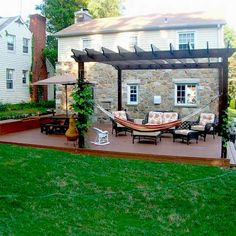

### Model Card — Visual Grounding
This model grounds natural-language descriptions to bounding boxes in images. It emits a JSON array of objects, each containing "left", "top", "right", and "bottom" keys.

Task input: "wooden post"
[
  {"left": 118, "top": 69, "right": 122, "bottom": 110},
  {"left": 78, "top": 62, "right": 84, "bottom": 82},
  {"left": 78, "top": 62, "right": 85, "bottom": 148},
  {"left": 220, "top": 57, "right": 229, "bottom": 158}
]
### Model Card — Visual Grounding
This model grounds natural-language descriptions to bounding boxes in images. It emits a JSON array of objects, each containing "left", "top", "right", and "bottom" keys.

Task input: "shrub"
[
  {"left": 0, "top": 101, "right": 55, "bottom": 112},
  {"left": 229, "top": 99, "right": 236, "bottom": 109}
]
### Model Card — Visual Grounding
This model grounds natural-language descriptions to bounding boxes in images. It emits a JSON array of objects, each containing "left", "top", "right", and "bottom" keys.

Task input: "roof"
[
  {"left": 55, "top": 12, "right": 226, "bottom": 37},
  {"left": 0, "top": 16, "right": 20, "bottom": 33}
]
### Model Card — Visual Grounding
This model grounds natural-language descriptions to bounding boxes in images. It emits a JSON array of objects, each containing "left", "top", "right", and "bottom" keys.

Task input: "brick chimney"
[
  {"left": 74, "top": 8, "right": 92, "bottom": 23},
  {"left": 29, "top": 14, "right": 48, "bottom": 101}
]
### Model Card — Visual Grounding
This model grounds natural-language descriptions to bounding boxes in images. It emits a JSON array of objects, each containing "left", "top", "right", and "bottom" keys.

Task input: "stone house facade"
[{"left": 55, "top": 11, "right": 225, "bottom": 121}]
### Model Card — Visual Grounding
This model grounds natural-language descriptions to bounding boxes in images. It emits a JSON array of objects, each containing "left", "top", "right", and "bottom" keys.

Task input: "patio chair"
[
  {"left": 91, "top": 127, "right": 109, "bottom": 145},
  {"left": 111, "top": 110, "right": 133, "bottom": 136},
  {"left": 190, "top": 113, "right": 217, "bottom": 141}
]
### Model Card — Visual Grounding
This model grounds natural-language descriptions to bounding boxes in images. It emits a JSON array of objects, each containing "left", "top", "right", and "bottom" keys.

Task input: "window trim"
[
  {"left": 177, "top": 31, "right": 196, "bottom": 50},
  {"left": 174, "top": 83, "right": 198, "bottom": 107},
  {"left": 23, "top": 38, "right": 29, "bottom": 54},
  {"left": 22, "top": 70, "right": 27, "bottom": 84},
  {"left": 82, "top": 37, "right": 92, "bottom": 51},
  {"left": 7, "top": 34, "right": 15, "bottom": 51},
  {"left": 127, "top": 84, "right": 138, "bottom": 105},
  {"left": 6, "top": 69, "right": 14, "bottom": 90}
]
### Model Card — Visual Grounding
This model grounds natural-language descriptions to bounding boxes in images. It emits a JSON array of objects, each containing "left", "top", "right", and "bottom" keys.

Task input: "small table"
[
  {"left": 173, "top": 129, "right": 198, "bottom": 145},
  {"left": 132, "top": 130, "right": 161, "bottom": 145}
]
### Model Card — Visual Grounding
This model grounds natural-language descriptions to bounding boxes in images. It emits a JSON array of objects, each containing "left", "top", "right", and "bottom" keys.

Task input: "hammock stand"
[{"left": 96, "top": 95, "right": 219, "bottom": 133}]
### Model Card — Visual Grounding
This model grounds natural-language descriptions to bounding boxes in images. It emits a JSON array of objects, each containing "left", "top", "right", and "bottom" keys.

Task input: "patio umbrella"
[{"left": 33, "top": 74, "right": 77, "bottom": 116}]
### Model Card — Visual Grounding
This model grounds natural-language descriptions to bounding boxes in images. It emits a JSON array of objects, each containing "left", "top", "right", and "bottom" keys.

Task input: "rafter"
[{"left": 71, "top": 46, "right": 236, "bottom": 70}]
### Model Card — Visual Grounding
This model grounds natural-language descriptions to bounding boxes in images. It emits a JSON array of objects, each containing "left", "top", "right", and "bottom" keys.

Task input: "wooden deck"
[{"left": 0, "top": 123, "right": 230, "bottom": 167}]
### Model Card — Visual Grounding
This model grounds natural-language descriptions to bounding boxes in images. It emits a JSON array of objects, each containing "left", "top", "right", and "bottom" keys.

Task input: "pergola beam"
[
  {"left": 103, "top": 62, "right": 222, "bottom": 70},
  {"left": 71, "top": 48, "right": 235, "bottom": 64}
]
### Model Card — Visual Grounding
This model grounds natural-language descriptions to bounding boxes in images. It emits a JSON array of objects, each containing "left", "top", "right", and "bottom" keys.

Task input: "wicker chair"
[
  {"left": 190, "top": 113, "right": 217, "bottom": 141},
  {"left": 111, "top": 110, "right": 133, "bottom": 136}
]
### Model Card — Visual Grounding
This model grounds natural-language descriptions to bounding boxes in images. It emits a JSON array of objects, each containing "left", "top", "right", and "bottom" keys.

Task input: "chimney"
[
  {"left": 74, "top": 8, "right": 92, "bottom": 23},
  {"left": 29, "top": 14, "right": 48, "bottom": 101}
]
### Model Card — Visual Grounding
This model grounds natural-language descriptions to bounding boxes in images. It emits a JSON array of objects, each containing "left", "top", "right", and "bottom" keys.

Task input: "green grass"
[{"left": 0, "top": 144, "right": 236, "bottom": 235}]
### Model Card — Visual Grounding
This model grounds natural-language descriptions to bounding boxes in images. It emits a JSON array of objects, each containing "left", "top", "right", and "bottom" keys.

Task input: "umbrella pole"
[{"left": 65, "top": 85, "right": 68, "bottom": 117}]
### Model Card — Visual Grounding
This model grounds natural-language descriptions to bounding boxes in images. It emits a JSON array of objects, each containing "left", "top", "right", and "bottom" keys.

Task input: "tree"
[
  {"left": 224, "top": 26, "right": 236, "bottom": 99},
  {"left": 42, "top": 35, "right": 58, "bottom": 67},
  {"left": 88, "top": 0, "right": 120, "bottom": 18},
  {"left": 36, "top": 0, "right": 89, "bottom": 33}
]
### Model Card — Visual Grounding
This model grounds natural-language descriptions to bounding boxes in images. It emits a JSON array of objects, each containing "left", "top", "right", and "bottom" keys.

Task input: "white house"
[
  {"left": 0, "top": 16, "right": 32, "bottom": 104},
  {"left": 55, "top": 11, "right": 226, "bottom": 119}
]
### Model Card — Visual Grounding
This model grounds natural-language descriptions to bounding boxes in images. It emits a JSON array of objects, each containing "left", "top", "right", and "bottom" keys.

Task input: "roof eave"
[{"left": 55, "top": 22, "right": 226, "bottom": 38}]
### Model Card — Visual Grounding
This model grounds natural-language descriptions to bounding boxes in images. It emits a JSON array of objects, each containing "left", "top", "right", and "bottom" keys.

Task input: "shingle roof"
[
  {"left": 0, "top": 16, "right": 20, "bottom": 33},
  {"left": 55, "top": 12, "right": 226, "bottom": 37}
]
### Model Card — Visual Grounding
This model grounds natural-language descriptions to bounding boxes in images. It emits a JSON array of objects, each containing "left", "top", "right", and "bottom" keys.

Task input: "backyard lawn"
[{"left": 0, "top": 144, "right": 236, "bottom": 235}]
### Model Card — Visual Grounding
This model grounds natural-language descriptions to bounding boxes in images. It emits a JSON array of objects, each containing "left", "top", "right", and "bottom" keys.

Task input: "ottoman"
[
  {"left": 173, "top": 129, "right": 198, "bottom": 145},
  {"left": 132, "top": 131, "right": 161, "bottom": 145}
]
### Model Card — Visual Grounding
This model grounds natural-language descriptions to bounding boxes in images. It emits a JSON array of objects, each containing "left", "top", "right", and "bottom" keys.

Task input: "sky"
[{"left": 0, "top": 0, "right": 235, "bottom": 30}]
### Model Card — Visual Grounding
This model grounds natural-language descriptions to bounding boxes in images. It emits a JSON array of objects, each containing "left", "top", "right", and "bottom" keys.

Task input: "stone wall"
[{"left": 56, "top": 61, "right": 219, "bottom": 122}]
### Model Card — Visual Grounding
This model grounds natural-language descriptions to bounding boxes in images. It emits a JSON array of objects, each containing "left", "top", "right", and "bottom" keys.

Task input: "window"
[
  {"left": 175, "top": 84, "right": 197, "bottom": 106},
  {"left": 23, "top": 38, "right": 29, "bottom": 53},
  {"left": 129, "top": 35, "right": 138, "bottom": 51},
  {"left": 22, "top": 70, "right": 27, "bottom": 84},
  {"left": 7, "top": 34, "right": 15, "bottom": 51},
  {"left": 82, "top": 38, "right": 92, "bottom": 50},
  {"left": 127, "top": 84, "right": 138, "bottom": 105},
  {"left": 178, "top": 32, "right": 195, "bottom": 50},
  {"left": 6, "top": 69, "right": 14, "bottom": 89}
]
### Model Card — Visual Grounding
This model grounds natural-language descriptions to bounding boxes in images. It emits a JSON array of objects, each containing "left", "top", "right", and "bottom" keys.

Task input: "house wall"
[
  {"left": 0, "top": 19, "right": 32, "bottom": 104},
  {"left": 56, "top": 26, "right": 222, "bottom": 120},
  {"left": 58, "top": 26, "right": 224, "bottom": 61}
]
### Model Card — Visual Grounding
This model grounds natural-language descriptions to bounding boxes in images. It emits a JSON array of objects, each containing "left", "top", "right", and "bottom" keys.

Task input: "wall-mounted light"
[{"left": 154, "top": 95, "right": 161, "bottom": 104}]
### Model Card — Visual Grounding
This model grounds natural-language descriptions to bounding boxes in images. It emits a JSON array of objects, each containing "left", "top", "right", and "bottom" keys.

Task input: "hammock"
[{"left": 96, "top": 95, "right": 219, "bottom": 132}]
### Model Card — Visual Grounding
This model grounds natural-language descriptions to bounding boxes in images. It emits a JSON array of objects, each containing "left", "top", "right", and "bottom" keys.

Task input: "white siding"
[
  {"left": 0, "top": 20, "right": 32, "bottom": 104},
  {"left": 58, "top": 26, "right": 224, "bottom": 62}
]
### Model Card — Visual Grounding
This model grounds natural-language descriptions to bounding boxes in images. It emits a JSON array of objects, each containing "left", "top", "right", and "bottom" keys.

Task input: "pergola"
[{"left": 71, "top": 44, "right": 236, "bottom": 157}]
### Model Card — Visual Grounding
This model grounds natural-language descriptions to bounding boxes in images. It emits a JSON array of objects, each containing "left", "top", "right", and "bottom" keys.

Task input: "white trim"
[
  {"left": 82, "top": 37, "right": 92, "bottom": 50},
  {"left": 172, "top": 78, "right": 200, "bottom": 84},
  {"left": 23, "top": 37, "right": 30, "bottom": 54},
  {"left": 6, "top": 68, "right": 14, "bottom": 90},
  {"left": 127, "top": 84, "right": 138, "bottom": 105},
  {"left": 174, "top": 83, "right": 198, "bottom": 107},
  {"left": 177, "top": 30, "right": 196, "bottom": 50},
  {"left": 7, "top": 34, "right": 16, "bottom": 52}
]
